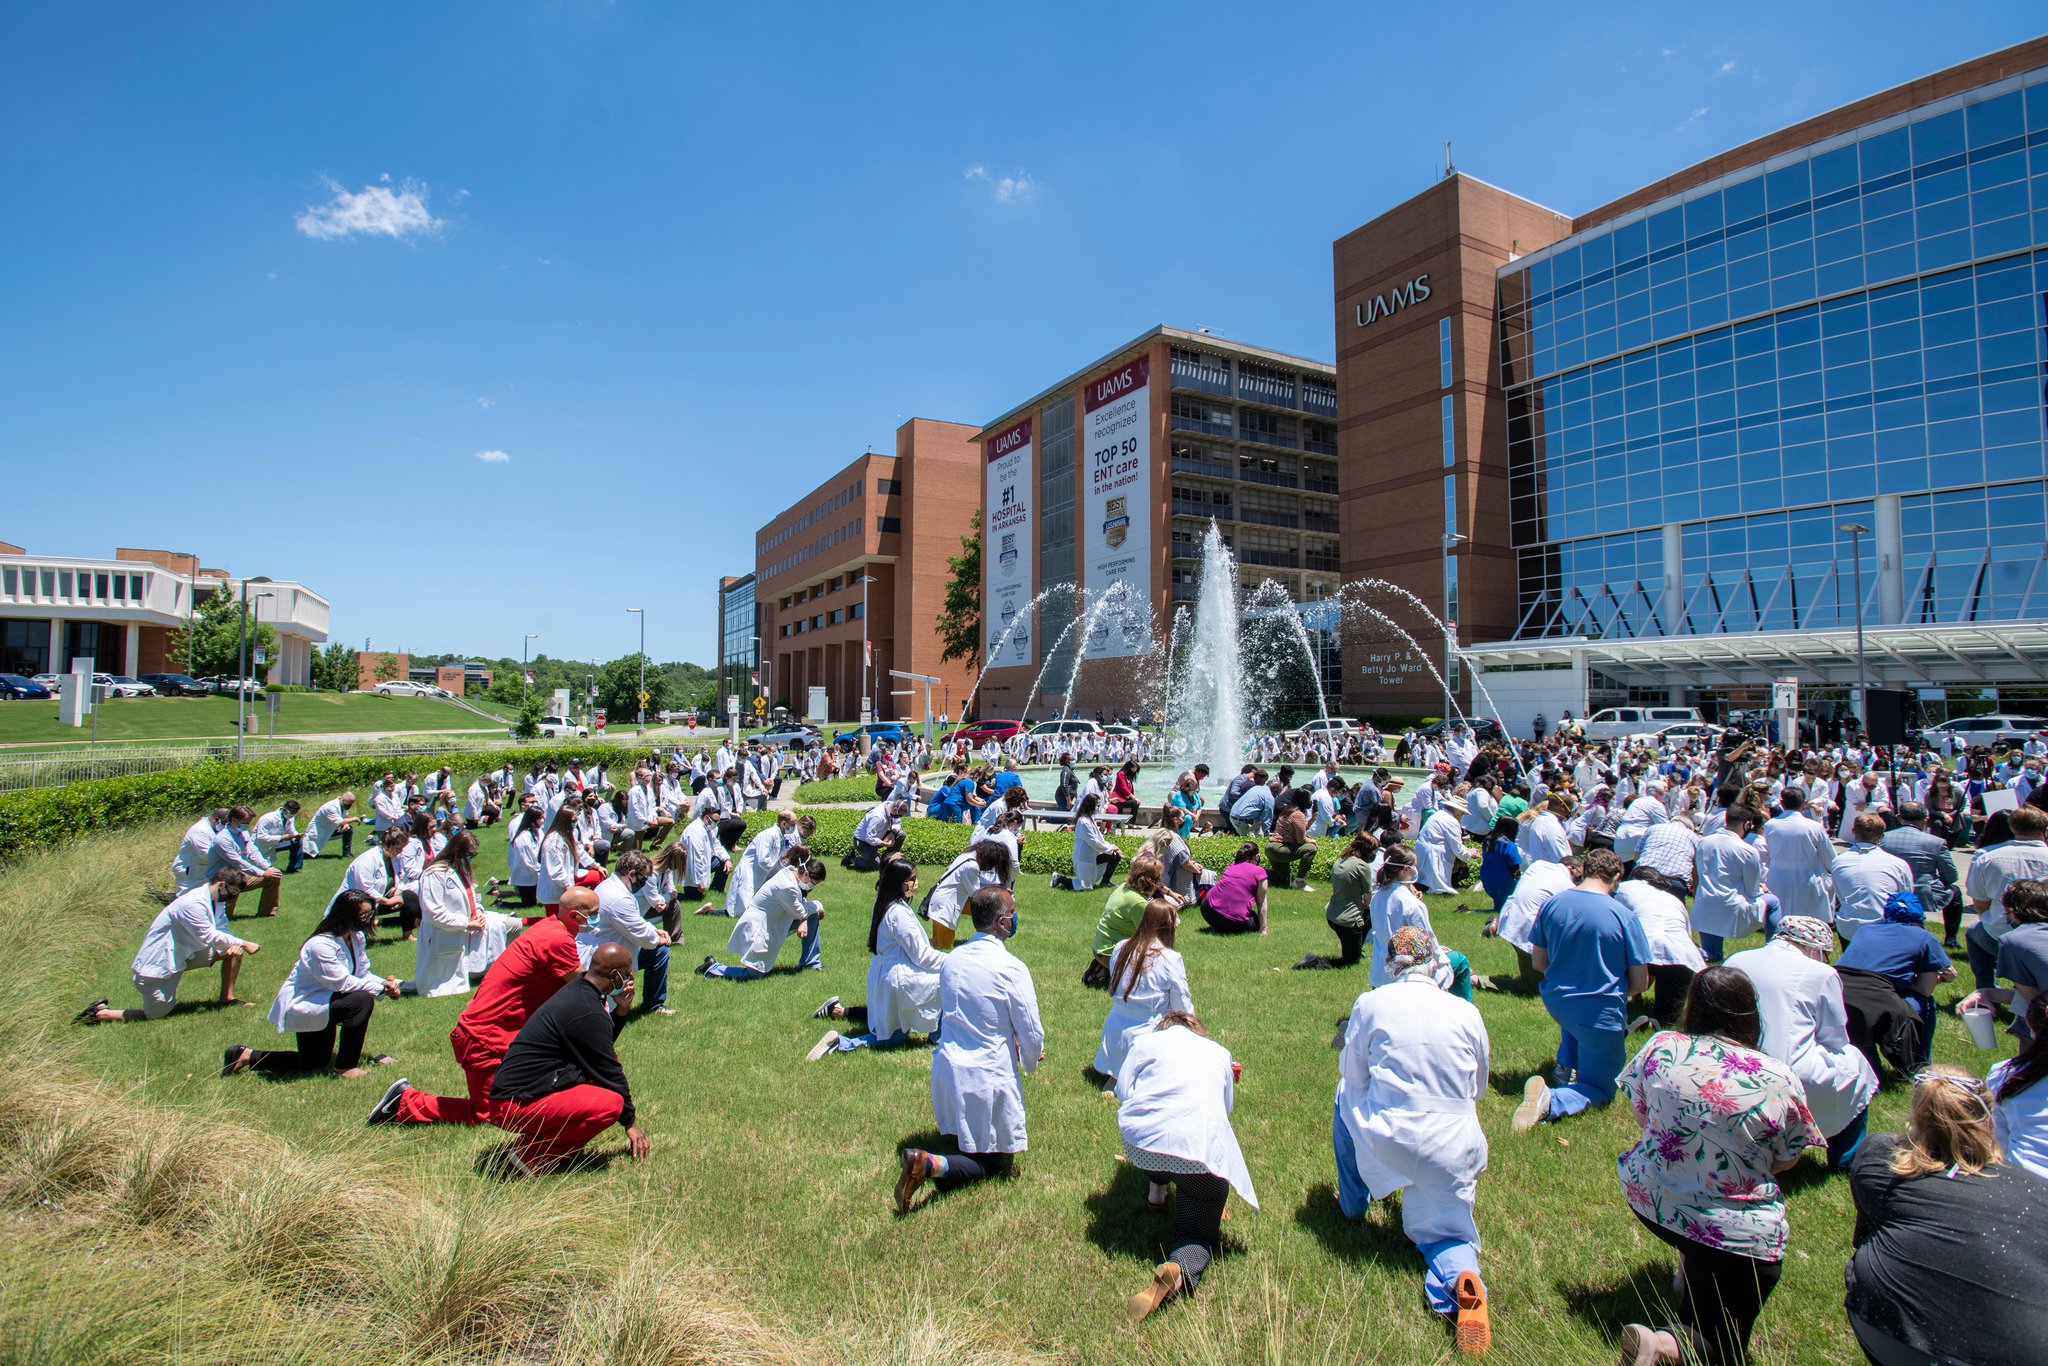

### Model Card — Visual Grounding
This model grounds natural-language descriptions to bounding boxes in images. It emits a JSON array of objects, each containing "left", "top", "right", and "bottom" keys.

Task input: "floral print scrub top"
[{"left": 1616, "top": 1030, "right": 1823, "bottom": 1261}]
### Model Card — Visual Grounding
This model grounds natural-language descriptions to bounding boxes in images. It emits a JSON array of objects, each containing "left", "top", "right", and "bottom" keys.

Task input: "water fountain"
[{"left": 1162, "top": 522, "right": 1245, "bottom": 780}]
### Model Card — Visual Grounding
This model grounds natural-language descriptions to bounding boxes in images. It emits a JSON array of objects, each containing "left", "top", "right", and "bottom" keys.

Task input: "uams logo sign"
[{"left": 1354, "top": 273, "right": 1431, "bottom": 328}]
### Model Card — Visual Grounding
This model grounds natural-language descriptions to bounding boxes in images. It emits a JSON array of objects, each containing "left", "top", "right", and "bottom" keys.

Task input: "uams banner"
[{"left": 984, "top": 417, "right": 1035, "bottom": 667}]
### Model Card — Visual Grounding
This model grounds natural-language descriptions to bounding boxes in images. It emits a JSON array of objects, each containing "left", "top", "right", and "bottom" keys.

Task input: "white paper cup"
[{"left": 1962, "top": 1006, "right": 1998, "bottom": 1050}]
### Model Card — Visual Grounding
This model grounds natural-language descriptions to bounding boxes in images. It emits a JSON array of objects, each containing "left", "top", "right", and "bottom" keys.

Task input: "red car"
[{"left": 944, "top": 719, "right": 1026, "bottom": 746}]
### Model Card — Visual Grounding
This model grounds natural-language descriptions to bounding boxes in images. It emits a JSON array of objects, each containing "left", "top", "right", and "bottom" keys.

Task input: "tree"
[
  {"left": 513, "top": 694, "right": 543, "bottom": 740},
  {"left": 372, "top": 653, "right": 401, "bottom": 684},
  {"left": 312, "top": 641, "right": 356, "bottom": 691},
  {"left": 595, "top": 653, "right": 669, "bottom": 721},
  {"left": 935, "top": 509, "right": 981, "bottom": 664},
  {"left": 168, "top": 590, "right": 278, "bottom": 681}
]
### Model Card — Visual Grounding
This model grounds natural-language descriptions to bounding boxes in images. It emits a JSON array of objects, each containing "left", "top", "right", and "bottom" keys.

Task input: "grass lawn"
[
  {"left": 46, "top": 805, "right": 2010, "bottom": 1365},
  {"left": 0, "top": 692, "right": 501, "bottom": 746}
]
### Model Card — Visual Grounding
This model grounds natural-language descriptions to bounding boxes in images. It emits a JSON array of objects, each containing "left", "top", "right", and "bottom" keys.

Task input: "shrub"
[
  {"left": 0, "top": 741, "right": 644, "bottom": 858},
  {"left": 793, "top": 774, "right": 888, "bottom": 804}
]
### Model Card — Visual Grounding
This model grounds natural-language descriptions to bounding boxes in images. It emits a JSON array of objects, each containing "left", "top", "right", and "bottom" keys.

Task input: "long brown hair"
[
  {"left": 426, "top": 829, "right": 478, "bottom": 885},
  {"left": 1110, "top": 897, "right": 1181, "bottom": 1001}
]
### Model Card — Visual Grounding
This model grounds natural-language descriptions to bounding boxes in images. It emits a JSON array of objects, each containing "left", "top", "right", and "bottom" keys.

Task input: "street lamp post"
[
  {"left": 234, "top": 576, "right": 272, "bottom": 762},
  {"left": 751, "top": 634, "right": 767, "bottom": 715},
  {"left": 522, "top": 634, "right": 539, "bottom": 706},
  {"left": 627, "top": 608, "right": 645, "bottom": 730},
  {"left": 856, "top": 574, "right": 877, "bottom": 723},
  {"left": 1839, "top": 521, "right": 1871, "bottom": 739}
]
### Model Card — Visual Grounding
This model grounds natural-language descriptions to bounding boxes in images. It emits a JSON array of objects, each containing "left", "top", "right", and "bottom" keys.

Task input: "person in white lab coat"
[
  {"left": 1724, "top": 915, "right": 1878, "bottom": 1168},
  {"left": 1486, "top": 855, "right": 1575, "bottom": 992},
  {"left": 1613, "top": 869, "right": 1706, "bottom": 1029},
  {"left": 1116, "top": 1012, "right": 1258, "bottom": 1322},
  {"left": 171, "top": 808, "right": 225, "bottom": 893},
  {"left": 499, "top": 802, "right": 544, "bottom": 910},
  {"left": 1763, "top": 788, "right": 1836, "bottom": 925},
  {"left": 251, "top": 800, "right": 304, "bottom": 874},
  {"left": 329, "top": 827, "right": 421, "bottom": 932},
  {"left": 1831, "top": 812, "right": 1913, "bottom": 942},
  {"left": 77, "top": 869, "right": 262, "bottom": 1023},
  {"left": 1613, "top": 782, "right": 1671, "bottom": 866},
  {"left": 1691, "top": 804, "right": 1771, "bottom": 962},
  {"left": 895, "top": 887, "right": 1042, "bottom": 1211},
  {"left": 223, "top": 890, "right": 400, "bottom": 1078},
  {"left": 810, "top": 857, "right": 948, "bottom": 1057},
  {"left": 1367, "top": 846, "right": 1436, "bottom": 990},
  {"left": 1413, "top": 797, "right": 1469, "bottom": 895},
  {"left": 1517, "top": 792, "right": 1575, "bottom": 867},
  {"left": 927, "top": 842, "right": 1013, "bottom": 951},
  {"left": 369, "top": 777, "right": 405, "bottom": 835},
  {"left": 678, "top": 808, "right": 733, "bottom": 912},
  {"left": 729, "top": 812, "right": 814, "bottom": 921},
  {"left": 537, "top": 800, "right": 597, "bottom": 911},
  {"left": 578, "top": 852, "right": 672, "bottom": 1014},
  {"left": 298, "top": 792, "right": 359, "bottom": 862},
  {"left": 700, "top": 856, "right": 826, "bottom": 979},
  {"left": 464, "top": 774, "right": 500, "bottom": 827},
  {"left": 1094, "top": 899, "right": 1195, "bottom": 1081},
  {"left": 411, "top": 831, "right": 520, "bottom": 1000},
  {"left": 1332, "top": 925, "right": 1492, "bottom": 1354}
]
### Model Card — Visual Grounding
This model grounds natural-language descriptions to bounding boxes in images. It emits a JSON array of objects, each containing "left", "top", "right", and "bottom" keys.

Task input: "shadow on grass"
[
  {"left": 1488, "top": 1065, "right": 1550, "bottom": 1098},
  {"left": 1292, "top": 1181, "right": 1426, "bottom": 1280},
  {"left": 1085, "top": 1164, "right": 1251, "bottom": 1266},
  {"left": 1557, "top": 1259, "right": 1677, "bottom": 1340},
  {"left": 1776, "top": 1150, "right": 1844, "bottom": 1195},
  {"left": 470, "top": 1140, "right": 629, "bottom": 1180}
]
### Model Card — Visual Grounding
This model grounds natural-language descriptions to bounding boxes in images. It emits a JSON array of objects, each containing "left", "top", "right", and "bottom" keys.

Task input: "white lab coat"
[
  {"left": 330, "top": 849, "right": 395, "bottom": 918},
  {"left": 724, "top": 866, "right": 819, "bottom": 971},
  {"left": 1613, "top": 794, "right": 1669, "bottom": 862},
  {"left": 931, "top": 934, "right": 1043, "bottom": 1154},
  {"left": 1837, "top": 780, "right": 1890, "bottom": 842},
  {"left": 1763, "top": 812, "right": 1836, "bottom": 923},
  {"left": 1692, "top": 830, "right": 1766, "bottom": 940},
  {"left": 867, "top": 899, "right": 946, "bottom": 1038},
  {"left": 300, "top": 799, "right": 351, "bottom": 858},
  {"left": 269, "top": 930, "right": 381, "bottom": 1033},
  {"left": 580, "top": 873, "right": 665, "bottom": 959},
  {"left": 1071, "top": 817, "right": 1117, "bottom": 887},
  {"left": 1613, "top": 879, "right": 1706, "bottom": 970},
  {"left": 1367, "top": 883, "right": 1434, "bottom": 989},
  {"left": 1494, "top": 860, "right": 1574, "bottom": 954},
  {"left": 538, "top": 831, "right": 579, "bottom": 905},
  {"left": 1413, "top": 810, "right": 1466, "bottom": 893},
  {"left": 729, "top": 825, "right": 788, "bottom": 918},
  {"left": 1337, "top": 975, "right": 1489, "bottom": 1248},
  {"left": 1116, "top": 1025, "right": 1257, "bottom": 1208},
  {"left": 172, "top": 817, "right": 216, "bottom": 892},
  {"left": 1095, "top": 942, "right": 1194, "bottom": 1078},
  {"left": 465, "top": 781, "right": 490, "bottom": 823},
  {"left": 926, "top": 850, "right": 990, "bottom": 932},
  {"left": 626, "top": 783, "right": 658, "bottom": 832},
  {"left": 131, "top": 885, "right": 238, "bottom": 981},
  {"left": 680, "top": 818, "right": 721, "bottom": 891},
  {"left": 251, "top": 808, "right": 298, "bottom": 856},
  {"left": 1830, "top": 844, "right": 1913, "bottom": 940},
  {"left": 414, "top": 865, "right": 514, "bottom": 997},
  {"left": 1518, "top": 811, "right": 1571, "bottom": 866},
  {"left": 370, "top": 786, "right": 404, "bottom": 833},
  {"left": 1461, "top": 787, "right": 1498, "bottom": 838},
  {"left": 1723, "top": 938, "right": 1876, "bottom": 1137},
  {"left": 506, "top": 823, "right": 541, "bottom": 888}
]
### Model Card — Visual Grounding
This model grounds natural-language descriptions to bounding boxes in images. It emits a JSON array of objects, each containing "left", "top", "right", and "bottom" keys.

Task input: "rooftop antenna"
[{"left": 1442, "top": 141, "right": 1455, "bottom": 180}]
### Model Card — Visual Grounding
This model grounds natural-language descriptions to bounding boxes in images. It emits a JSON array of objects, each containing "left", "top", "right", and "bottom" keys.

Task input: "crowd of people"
[{"left": 65, "top": 712, "right": 2048, "bottom": 1363}]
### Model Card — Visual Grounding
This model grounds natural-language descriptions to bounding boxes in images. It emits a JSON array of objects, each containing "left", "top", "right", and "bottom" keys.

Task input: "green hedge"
[
  {"left": 0, "top": 742, "right": 646, "bottom": 857},
  {"left": 791, "top": 775, "right": 888, "bottom": 805},
  {"left": 761, "top": 807, "right": 1348, "bottom": 882}
]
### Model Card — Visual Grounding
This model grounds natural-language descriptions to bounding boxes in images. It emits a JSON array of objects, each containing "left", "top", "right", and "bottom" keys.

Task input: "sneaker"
[
  {"left": 813, "top": 995, "right": 842, "bottom": 1019},
  {"left": 502, "top": 1144, "right": 542, "bottom": 1178},
  {"left": 1511, "top": 1075, "right": 1551, "bottom": 1132},
  {"left": 366, "top": 1077, "right": 410, "bottom": 1126},
  {"left": 643, "top": 1005, "right": 676, "bottom": 1016},
  {"left": 1629, "top": 1014, "right": 1657, "bottom": 1033},
  {"left": 894, "top": 1148, "right": 932, "bottom": 1213},
  {"left": 697, "top": 955, "right": 715, "bottom": 976},
  {"left": 1452, "top": 1270, "right": 1490, "bottom": 1355},
  {"left": 72, "top": 997, "right": 109, "bottom": 1026},
  {"left": 1454, "top": 902, "right": 1472, "bottom": 914},
  {"left": 1126, "top": 1261, "right": 1184, "bottom": 1322},
  {"left": 1299, "top": 884, "right": 1316, "bottom": 894},
  {"left": 220, "top": 1045, "right": 249, "bottom": 1077},
  {"left": 806, "top": 1029, "right": 841, "bottom": 1062}
]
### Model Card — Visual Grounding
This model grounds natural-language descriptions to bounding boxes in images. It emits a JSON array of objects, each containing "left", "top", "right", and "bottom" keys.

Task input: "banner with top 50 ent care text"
[
  {"left": 1081, "top": 354, "right": 1152, "bottom": 660},
  {"left": 984, "top": 416, "right": 1035, "bottom": 668}
]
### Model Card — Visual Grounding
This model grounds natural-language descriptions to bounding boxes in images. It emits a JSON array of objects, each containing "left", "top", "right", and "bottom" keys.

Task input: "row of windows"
[
  {"left": 0, "top": 565, "right": 150, "bottom": 607},
  {"left": 1168, "top": 346, "right": 1338, "bottom": 415},
  {"left": 1501, "top": 78, "right": 2048, "bottom": 384},
  {"left": 758, "top": 477, "right": 865, "bottom": 554},
  {"left": 777, "top": 600, "right": 865, "bottom": 637},
  {"left": 763, "top": 516, "right": 865, "bottom": 580}
]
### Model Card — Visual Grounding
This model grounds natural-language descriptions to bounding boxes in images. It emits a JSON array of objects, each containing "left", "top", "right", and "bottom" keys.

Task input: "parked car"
[
  {"left": 1575, "top": 706, "right": 1702, "bottom": 742},
  {"left": 1026, "top": 718, "right": 1106, "bottom": 741},
  {"left": 509, "top": 714, "right": 588, "bottom": 740},
  {"left": 757, "top": 721, "right": 822, "bottom": 743},
  {"left": 1922, "top": 713, "right": 2048, "bottom": 748},
  {"left": 372, "top": 680, "right": 428, "bottom": 696},
  {"left": 1288, "top": 716, "right": 1366, "bottom": 741},
  {"left": 0, "top": 673, "right": 52, "bottom": 700},
  {"left": 1627, "top": 721, "right": 1727, "bottom": 749},
  {"left": 833, "top": 721, "right": 912, "bottom": 749},
  {"left": 30, "top": 673, "right": 64, "bottom": 692},
  {"left": 944, "top": 719, "right": 1026, "bottom": 746},
  {"left": 103, "top": 675, "right": 157, "bottom": 698},
  {"left": 1101, "top": 722, "right": 1143, "bottom": 742},
  {"left": 1417, "top": 716, "right": 1509, "bottom": 744},
  {"left": 201, "top": 676, "right": 267, "bottom": 699},
  {"left": 138, "top": 672, "right": 211, "bottom": 698}
]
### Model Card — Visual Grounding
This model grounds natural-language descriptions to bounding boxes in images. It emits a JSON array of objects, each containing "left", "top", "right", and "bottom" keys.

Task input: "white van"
[{"left": 1578, "top": 705, "right": 1702, "bottom": 742}]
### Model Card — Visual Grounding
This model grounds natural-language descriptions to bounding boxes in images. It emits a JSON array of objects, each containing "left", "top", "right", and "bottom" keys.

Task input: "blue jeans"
[
  {"left": 1700, "top": 931, "right": 1725, "bottom": 962},
  {"left": 1966, "top": 922, "right": 2001, "bottom": 994},
  {"left": 1333, "top": 1097, "right": 1371, "bottom": 1219},
  {"left": 636, "top": 943, "right": 669, "bottom": 1011},
  {"left": 1546, "top": 1016, "right": 1627, "bottom": 1118},
  {"left": 1827, "top": 1107, "right": 1868, "bottom": 1168},
  {"left": 284, "top": 841, "right": 305, "bottom": 874},
  {"left": 1701, "top": 894, "right": 1782, "bottom": 961},
  {"left": 703, "top": 914, "right": 821, "bottom": 978}
]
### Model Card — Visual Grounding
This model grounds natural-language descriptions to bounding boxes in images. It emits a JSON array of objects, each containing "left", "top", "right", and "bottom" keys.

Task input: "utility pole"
[
  {"left": 1840, "top": 521, "right": 1871, "bottom": 739},
  {"left": 857, "top": 574, "right": 877, "bottom": 723},
  {"left": 522, "top": 633, "right": 539, "bottom": 707},
  {"left": 627, "top": 607, "right": 646, "bottom": 730}
]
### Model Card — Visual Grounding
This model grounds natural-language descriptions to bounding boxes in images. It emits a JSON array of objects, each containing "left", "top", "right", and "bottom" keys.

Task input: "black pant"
[
  {"left": 247, "top": 990, "right": 375, "bottom": 1073},
  {"left": 339, "top": 828, "right": 354, "bottom": 859},
  {"left": 1649, "top": 964, "right": 1697, "bottom": 1026},
  {"left": 1093, "top": 850, "right": 1123, "bottom": 888},
  {"left": 1139, "top": 1168, "right": 1228, "bottom": 1291},
  {"left": 514, "top": 883, "right": 537, "bottom": 907},
  {"left": 1633, "top": 1209, "right": 1782, "bottom": 1366},
  {"left": 934, "top": 1148, "right": 1013, "bottom": 1191},
  {"left": 1296, "top": 922, "right": 1366, "bottom": 969},
  {"left": 1199, "top": 901, "right": 1262, "bottom": 934},
  {"left": 1940, "top": 895, "right": 1963, "bottom": 944}
]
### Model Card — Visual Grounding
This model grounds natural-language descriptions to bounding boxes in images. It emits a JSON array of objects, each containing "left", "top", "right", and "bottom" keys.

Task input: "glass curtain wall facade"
[
  {"left": 1502, "top": 73, "right": 2048, "bottom": 642},
  {"left": 719, "top": 576, "right": 756, "bottom": 709},
  {"left": 1037, "top": 397, "right": 1078, "bottom": 692}
]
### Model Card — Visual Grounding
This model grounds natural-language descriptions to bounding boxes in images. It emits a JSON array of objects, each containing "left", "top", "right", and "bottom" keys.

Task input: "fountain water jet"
[{"left": 1162, "top": 523, "right": 1246, "bottom": 777}]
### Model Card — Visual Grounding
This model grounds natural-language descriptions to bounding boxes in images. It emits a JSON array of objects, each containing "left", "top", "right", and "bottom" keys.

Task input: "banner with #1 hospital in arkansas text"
[
  {"left": 983, "top": 416, "right": 1035, "bottom": 668},
  {"left": 1080, "top": 354, "right": 1152, "bottom": 660}
]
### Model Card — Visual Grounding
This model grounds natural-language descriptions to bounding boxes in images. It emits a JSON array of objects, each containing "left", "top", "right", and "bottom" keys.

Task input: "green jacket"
[{"left": 1325, "top": 854, "right": 1371, "bottom": 933}]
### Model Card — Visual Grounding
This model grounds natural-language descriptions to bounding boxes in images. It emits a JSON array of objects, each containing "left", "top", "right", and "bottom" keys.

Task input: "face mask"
[{"left": 607, "top": 973, "right": 634, "bottom": 1007}]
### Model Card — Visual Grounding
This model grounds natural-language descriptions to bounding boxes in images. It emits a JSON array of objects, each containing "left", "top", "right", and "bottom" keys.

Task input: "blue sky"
[{"left": 2, "top": 3, "right": 2041, "bottom": 666}]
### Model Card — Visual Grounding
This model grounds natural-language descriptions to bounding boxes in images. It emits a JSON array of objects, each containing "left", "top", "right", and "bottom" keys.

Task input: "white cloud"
[
  {"left": 475, "top": 396, "right": 493, "bottom": 409},
  {"left": 964, "top": 164, "right": 1036, "bottom": 203},
  {"left": 1715, "top": 58, "right": 1739, "bottom": 78},
  {"left": 295, "top": 176, "right": 446, "bottom": 241},
  {"left": 474, "top": 448, "right": 511, "bottom": 464},
  {"left": 1679, "top": 106, "right": 1711, "bottom": 130}
]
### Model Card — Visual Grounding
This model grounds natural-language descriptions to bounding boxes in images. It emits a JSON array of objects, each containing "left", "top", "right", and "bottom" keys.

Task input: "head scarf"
[
  {"left": 1881, "top": 889, "right": 1928, "bottom": 925},
  {"left": 1386, "top": 925, "right": 1436, "bottom": 974},
  {"left": 1776, "top": 915, "right": 1834, "bottom": 954}
]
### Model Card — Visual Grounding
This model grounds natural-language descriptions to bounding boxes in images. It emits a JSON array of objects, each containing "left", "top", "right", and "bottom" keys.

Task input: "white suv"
[
  {"left": 1925, "top": 713, "right": 2048, "bottom": 747},
  {"left": 1028, "top": 719, "right": 1105, "bottom": 741},
  {"left": 512, "top": 714, "right": 589, "bottom": 740},
  {"left": 1290, "top": 717, "right": 1364, "bottom": 741},
  {"left": 1579, "top": 706, "right": 1702, "bottom": 742}
]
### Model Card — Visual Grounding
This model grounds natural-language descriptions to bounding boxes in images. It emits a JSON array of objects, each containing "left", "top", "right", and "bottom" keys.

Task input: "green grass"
[
  {"left": 0, "top": 692, "right": 503, "bottom": 746},
  {"left": 45, "top": 806, "right": 2013, "bottom": 1364}
]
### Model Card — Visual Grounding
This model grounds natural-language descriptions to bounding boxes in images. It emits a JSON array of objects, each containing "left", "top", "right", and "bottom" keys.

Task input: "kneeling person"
[
  {"left": 487, "top": 942, "right": 649, "bottom": 1175},
  {"left": 77, "top": 869, "right": 262, "bottom": 1023}
]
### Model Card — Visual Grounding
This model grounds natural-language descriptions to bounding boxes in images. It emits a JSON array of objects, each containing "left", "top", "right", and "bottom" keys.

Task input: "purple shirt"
[{"left": 1205, "top": 862, "right": 1267, "bottom": 923}]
